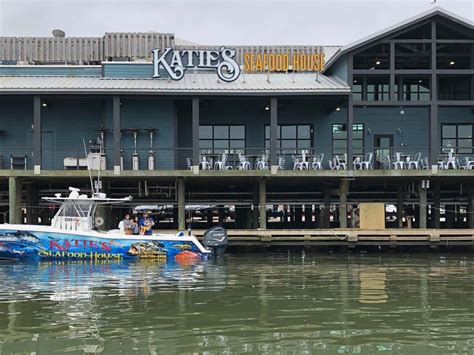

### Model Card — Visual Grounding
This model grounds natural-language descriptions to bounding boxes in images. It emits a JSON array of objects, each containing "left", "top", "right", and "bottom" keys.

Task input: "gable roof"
[{"left": 324, "top": 6, "right": 474, "bottom": 71}]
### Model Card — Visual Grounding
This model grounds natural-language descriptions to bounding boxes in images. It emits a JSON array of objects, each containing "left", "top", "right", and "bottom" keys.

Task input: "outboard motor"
[{"left": 203, "top": 226, "right": 228, "bottom": 258}]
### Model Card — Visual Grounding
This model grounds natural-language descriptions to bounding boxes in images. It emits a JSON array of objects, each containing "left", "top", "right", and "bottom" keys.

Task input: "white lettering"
[{"left": 152, "top": 47, "right": 241, "bottom": 82}]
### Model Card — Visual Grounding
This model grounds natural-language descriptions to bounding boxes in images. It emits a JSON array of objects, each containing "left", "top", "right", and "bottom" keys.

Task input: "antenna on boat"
[{"left": 83, "top": 138, "right": 95, "bottom": 195}]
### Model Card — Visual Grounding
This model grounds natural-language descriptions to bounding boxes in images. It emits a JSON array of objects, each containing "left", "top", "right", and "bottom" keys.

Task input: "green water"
[{"left": 1, "top": 253, "right": 474, "bottom": 354}]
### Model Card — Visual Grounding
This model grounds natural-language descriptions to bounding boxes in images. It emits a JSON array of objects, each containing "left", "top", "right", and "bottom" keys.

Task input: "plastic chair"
[
  {"left": 186, "top": 158, "right": 193, "bottom": 170},
  {"left": 237, "top": 153, "right": 251, "bottom": 170},
  {"left": 363, "top": 153, "right": 373, "bottom": 169},
  {"left": 256, "top": 154, "right": 269, "bottom": 170},
  {"left": 312, "top": 153, "right": 324, "bottom": 170},
  {"left": 408, "top": 153, "right": 421, "bottom": 169},
  {"left": 392, "top": 153, "right": 404, "bottom": 170},
  {"left": 292, "top": 155, "right": 302, "bottom": 170}
]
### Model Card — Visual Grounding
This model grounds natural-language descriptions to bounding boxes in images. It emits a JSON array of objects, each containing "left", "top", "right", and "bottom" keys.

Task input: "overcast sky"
[{"left": 0, "top": 0, "right": 472, "bottom": 46}]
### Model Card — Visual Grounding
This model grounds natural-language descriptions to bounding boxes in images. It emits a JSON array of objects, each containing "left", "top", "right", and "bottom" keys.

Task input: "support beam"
[
  {"left": 339, "top": 179, "right": 350, "bottom": 228},
  {"left": 433, "top": 181, "right": 441, "bottom": 229},
  {"left": 429, "top": 21, "right": 438, "bottom": 167},
  {"left": 397, "top": 185, "right": 404, "bottom": 228},
  {"left": 113, "top": 96, "right": 121, "bottom": 174},
  {"left": 323, "top": 189, "right": 331, "bottom": 229},
  {"left": 270, "top": 97, "right": 278, "bottom": 169},
  {"left": 389, "top": 42, "right": 395, "bottom": 101},
  {"left": 25, "top": 183, "right": 38, "bottom": 225},
  {"left": 347, "top": 54, "right": 354, "bottom": 168},
  {"left": 177, "top": 178, "right": 186, "bottom": 231},
  {"left": 192, "top": 97, "right": 200, "bottom": 171},
  {"left": 418, "top": 183, "right": 427, "bottom": 229},
  {"left": 33, "top": 96, "right": 41, "bottom": 174},
  {"left": 259, "top": 178, "right": 267, "bottom": 230},
  {"left": 9, "top": 177, "right": 21, "bottom": 224},
  {"left": 252, "top": 183, "right": 259, "bottom": 229},
  {"left": 468, "top": 188, "right": 474, "bottom": 229}
]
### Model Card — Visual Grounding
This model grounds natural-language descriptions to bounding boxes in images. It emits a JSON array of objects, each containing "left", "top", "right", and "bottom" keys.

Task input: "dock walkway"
[{"left": 173, "top": 229, "right": 474, "bottom": 247}]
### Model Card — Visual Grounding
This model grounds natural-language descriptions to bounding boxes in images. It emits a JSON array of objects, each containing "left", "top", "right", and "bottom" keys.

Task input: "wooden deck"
[{"left": 177, "top": 229, "right": 474, "bottom": 247}]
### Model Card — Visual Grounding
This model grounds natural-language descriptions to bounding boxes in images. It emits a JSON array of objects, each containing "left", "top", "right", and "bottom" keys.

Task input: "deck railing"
[{"left": 2, "top": 146, "right": 474, "bottom": 171}]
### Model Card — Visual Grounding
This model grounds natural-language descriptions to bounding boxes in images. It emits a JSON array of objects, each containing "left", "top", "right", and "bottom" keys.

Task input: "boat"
[{"left": 0, "top": 187, "right": 228, "bottom": 262}]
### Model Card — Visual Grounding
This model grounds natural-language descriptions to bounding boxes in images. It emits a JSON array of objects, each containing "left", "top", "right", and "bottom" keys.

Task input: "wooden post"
[
  {"left": 9, "top": 177, "right": 21, "bottom": 224},
  {"left": 177, "top": 178, "right": 186, "bottom": 231},
  {"left": 433, "top": 181, "right": 441, "bottom": 229},
  {"left": 339, "top": 179, "right": 350, "bottom": 228},
  {"left": 113, "top": 96, "right": 121, "bottom": 174},
  {"left": 469, "top": 188, "right": 474, "bottom": 229},
  {"left": 419, "top": 183, "right": 427, "bottom": 229},
  {"left": 259, "top": 178, "right": 267, "bottom": 230},
  {"left": 397, "top": 185, "right": 404, "bottom": 228}
]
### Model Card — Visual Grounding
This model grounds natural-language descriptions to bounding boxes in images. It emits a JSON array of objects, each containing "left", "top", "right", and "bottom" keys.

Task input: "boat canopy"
[{"left": 42, "top": 187, "right": 131, "bottom": 232}]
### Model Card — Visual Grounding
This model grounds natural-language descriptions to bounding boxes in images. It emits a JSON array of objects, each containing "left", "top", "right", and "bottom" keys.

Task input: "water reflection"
[
  {"left": 359, "top": 269, "right": 388, "bottom": 304},
  {"left": 0, "top": 254, "right": 474, "bottom": 353}
]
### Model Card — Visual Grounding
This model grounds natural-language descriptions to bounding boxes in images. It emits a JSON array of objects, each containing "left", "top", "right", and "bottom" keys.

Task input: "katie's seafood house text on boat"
[{"left": 0, "top": 7, "right": 473, "bottom": 234}]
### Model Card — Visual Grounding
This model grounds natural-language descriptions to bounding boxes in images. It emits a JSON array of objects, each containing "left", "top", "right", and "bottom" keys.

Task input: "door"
[{"left": 374, "top": 135, "right": 393, "bottom": 169}]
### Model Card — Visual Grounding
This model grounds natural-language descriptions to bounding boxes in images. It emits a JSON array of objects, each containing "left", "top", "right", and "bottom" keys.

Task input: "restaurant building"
[{"left": 0, "top": 7, "right": 473, "bottom": 233}]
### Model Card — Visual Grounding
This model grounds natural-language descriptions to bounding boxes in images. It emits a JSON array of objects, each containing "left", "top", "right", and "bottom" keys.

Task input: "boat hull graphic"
[{"left": 0, "top": 226, "right": 209, "bottom": 262}]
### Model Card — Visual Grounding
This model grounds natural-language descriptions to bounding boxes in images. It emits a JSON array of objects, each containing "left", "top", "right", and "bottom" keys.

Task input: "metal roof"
[
  {"left": 0, "top": 73, "right": 350, "bottom": 95},
  {"left": 325, "top": 6, "right": 474, "bottom": 71}
]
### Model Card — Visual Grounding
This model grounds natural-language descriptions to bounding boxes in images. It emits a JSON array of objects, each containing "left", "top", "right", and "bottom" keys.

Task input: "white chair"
[
  {"left": 312, "top": 153, "right": 324, "bottom": 170},
  {"left": 300, "top": 151, "right": 310, "bottom": 170},
  {"left": 199, "top": 156, "right": 211, "bottom": 170},
  {"left": 353, "top": 156, "right": 362, "bottom": 170},
  {"left": 467, "top": 157, "right": 474, "bottom": 170},
  {"left": 215, "top": 153, "right": 233, "bottom": 170},
  {"left": 277, "top": 156, "right": 285, "bottom": 170},
  {"left": 408, "top": 153, "right": 421, "bottom": 169},
  {"left": 361, "top": 153, "right": 373, "bottom": 170},
  {"left": 214, "top": 153, "right": 225, "bottom": 170},
  {"left": 186, "top": 158, "right": 193, "bottom": 170},
  {"left": 256, "top": 154, "right": 269, "bottom": 170},
  {"left": 335, "top": 155, "right": 347, "bottom": 170},
  {"left": 392, "top": 153, "right": 404, "bottom": 170},
  {"left": 292, "top": 155, "right": 302, "bottom": 170},
  {"left": 237, "top": 153, "right": 251, "bottom": 170},
  {"left": 446, "top": 152, "right": 457, "bottom": 169}
]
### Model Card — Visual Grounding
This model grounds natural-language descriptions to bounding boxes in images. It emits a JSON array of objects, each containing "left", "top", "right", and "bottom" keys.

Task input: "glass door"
[{"left": 374, "top": 135, "right": 393, "bottom": 169}]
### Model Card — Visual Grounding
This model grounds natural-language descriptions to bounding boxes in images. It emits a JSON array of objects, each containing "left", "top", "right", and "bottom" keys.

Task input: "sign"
[
  {"left": 243, "top": 52, "right": 325, "bottom": 73},
  {"left": 152, "top": 47, "right": 241, "bottom": 82}
]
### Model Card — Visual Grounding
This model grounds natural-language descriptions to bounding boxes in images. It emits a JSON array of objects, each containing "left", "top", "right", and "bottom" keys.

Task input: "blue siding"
[
  {"left": 42, "top": 98, "right": 105, "bottom": 170},
  {"left": 354, "top": 107, "right": 430, "bottom": 155},
  {"left": 0, "top": 66, "right": 101, "bottom": 76},
  {"left": 178, "top": 99, "right": 430, "bottom": 162},
  {"left": 326, "top": 54, "right": 348, "bottom": 83},
  {"left": 121, "top": 98, "right": 175, "bottom": 169},
  {"left": 0, "top": 98, "right": 33, "bottom": 168}
]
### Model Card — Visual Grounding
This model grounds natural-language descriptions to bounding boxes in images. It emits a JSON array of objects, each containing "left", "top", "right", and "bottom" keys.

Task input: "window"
[
  {"left": 437, "top": 43, "right": 472, "bottom": 69},
  {"left": 394, "top": 23, "right": 431, "bottom": 39},
  {"left": 395, "top": 77, "right": 430, "bottom": 101},
  {"left": 332, "top": 124, "right": 364, "bottom": 156},
  {"left": 437, "top": 22, "right": 474, "bottom": 40},
  {"left": 199, "top": 125, "right": 245, "bottom": 153},
  {"left": 395, "top": 43, "right": 431, "bottom": 69},
  {"left": 352, "top": 77, "right": 363, "bottom": 101},
  {"left": 367, "top": 77, "right": 389, "bottom": 101},
  {"left": 265, "top": 124, "right": 312, "bottom": 154},
  {"left": 439, "top": 77, "right": 471, "bottom": 100},
  {"left": 354, "top": 43, "right": 390, "bottom": 70},
  {"left": 442, "top": 124, "right": 473, "bottom": 154}
]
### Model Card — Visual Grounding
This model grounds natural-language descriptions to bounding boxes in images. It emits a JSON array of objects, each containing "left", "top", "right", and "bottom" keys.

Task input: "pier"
[{"left": 188, "top": 229, "right": 474, "bottom": 247}]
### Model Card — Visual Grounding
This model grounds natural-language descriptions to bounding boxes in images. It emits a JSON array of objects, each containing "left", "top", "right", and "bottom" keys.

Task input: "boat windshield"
[{"left": 51, "top": 200, "right": 96, "bottom": 231}]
